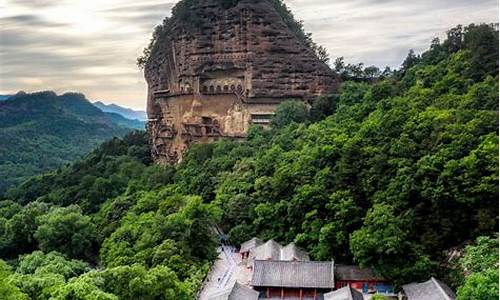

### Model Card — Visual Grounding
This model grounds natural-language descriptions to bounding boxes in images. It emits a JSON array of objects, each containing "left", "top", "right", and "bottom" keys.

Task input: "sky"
[{"left": 0, "top": 0, "right": 498, "bottom": 110}]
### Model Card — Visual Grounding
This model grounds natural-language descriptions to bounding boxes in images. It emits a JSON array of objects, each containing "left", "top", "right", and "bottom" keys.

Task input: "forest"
[
  {"left": 0, "top": 23, "right": 498, "bottom": 299},
  {"left": 0, "top": 92, "right": 140, "bottom": 194}
]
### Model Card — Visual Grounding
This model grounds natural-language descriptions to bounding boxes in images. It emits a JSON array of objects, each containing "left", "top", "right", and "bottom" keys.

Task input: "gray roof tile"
[
  {"left": 250, "top": 240, "right": 283, "bottom": 261},
  {"left": 334, "top": 264, "right": 384, "bottom": 281},
  {"left": 251, "top": 260, "right": 335, "bottom": 289},
  {"left": 324, "top": 286, "right": 364, "bottom": 300},
  {"left": 250, "top": 240, "right": 310, "bottom": 261},
  {"left": 207, "top": 282, "right": 259, "bottom": 300},
  {"left": 402, "top": 277, "right": 456, "bottom": 300},
  {"left": 281, "top": 242, "right": 310, "bottom": 261},
  {"left": 240, "top": 238, "right": 264, "bottom": 253}
]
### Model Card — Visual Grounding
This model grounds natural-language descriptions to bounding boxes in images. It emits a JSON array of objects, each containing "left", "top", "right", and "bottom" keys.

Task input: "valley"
[{"left": 0, "top": 0, "right": 498, "bottom": 299}]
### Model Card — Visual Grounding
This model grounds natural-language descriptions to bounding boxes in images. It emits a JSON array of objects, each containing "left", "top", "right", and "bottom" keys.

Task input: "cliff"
[{"left": 144, "top": 0, "right": 339, "bottom": 164}]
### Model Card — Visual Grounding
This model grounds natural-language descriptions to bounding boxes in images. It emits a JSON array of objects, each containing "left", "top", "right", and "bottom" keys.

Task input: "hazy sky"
[{"left": 1, "top": 0, "right": 498, "bottom": 110}]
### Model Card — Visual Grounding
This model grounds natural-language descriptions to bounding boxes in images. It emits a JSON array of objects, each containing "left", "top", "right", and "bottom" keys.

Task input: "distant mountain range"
[
  {"left": 1, "top": 94, "right": 147, "bottom": 122},
  {"left": 93, "top": 101, "right": 147, "bottom": 121},
  {"left": 0, "top": 91, "right": 143, "bottom": 194}
]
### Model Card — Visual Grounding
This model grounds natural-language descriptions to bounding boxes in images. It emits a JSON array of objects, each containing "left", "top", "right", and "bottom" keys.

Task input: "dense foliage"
[
  {"left": 0, "top": 132, "right": 219, "bottom": 299},
  {"left": 0, "top": 92, "right": 141, "bottom": 194},
  {"left": 333, "top": 57, "right": 393, "bottom": 83},
  {"left": 1, "top": 23, "right": 497, "bottom": 299},
  {"left": 456, "top": 236, "right": 499, "bottom": 300},
  {"left": 172, "top": 23, "right": 497, "bottom": 284}
]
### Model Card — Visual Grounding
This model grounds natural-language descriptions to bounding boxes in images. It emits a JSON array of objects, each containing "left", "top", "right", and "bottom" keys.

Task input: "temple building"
[
  {"left": 324, "top": 286, "right": 364, "bottom": 300},
  {"left": 231, "top": 238, "right": 396, "bottom": 300},
  {"left": 207, "top": 282, "right": 259, "bottom": 300},
  {"left": 240, "top": 237, "right": 264, "bottom": 260},
  {"left": 402, "top": 277, "right": 456, "bottom": 300},
  {"left": 244, "top": 239, "right": 310, "bottom": 262},
  {"left": 204, "top": 237, "right": 457, "bottom": 300},
  {"left": 335, "top": 264, "right": 394, "bottom": 295},
  {"left": 251, "top": 260, "right": 335, "bottom": 299}
]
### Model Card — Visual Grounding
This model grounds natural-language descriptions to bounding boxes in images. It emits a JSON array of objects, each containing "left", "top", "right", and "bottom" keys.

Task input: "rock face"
[{"left": 145, "top": 0, "right": 339, "bottom": 164}]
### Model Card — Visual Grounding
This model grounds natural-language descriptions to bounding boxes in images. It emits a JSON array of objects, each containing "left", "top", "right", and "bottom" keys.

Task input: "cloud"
[
  {"left": 101, "top": 2, "right": 175, "bottom": 26},
  {"left": 7, "top": 0, "right": 61, "bottom": 8},
  {"left": 0, "top": 14, "right": 69, "bottom": 27},
  {"left": 288, "top": 0, "right": 498, "bottom": 67},
  {"left": 103, "top": 2, "right": 175, "bottom": 14},
  {"left": 0, "top": 0, "right": 498, "bottom": 110}
]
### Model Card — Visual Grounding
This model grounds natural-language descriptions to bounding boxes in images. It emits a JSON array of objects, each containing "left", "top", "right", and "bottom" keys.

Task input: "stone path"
[{"left": 198, "top": 244, "right": 253, "bottom": 300}]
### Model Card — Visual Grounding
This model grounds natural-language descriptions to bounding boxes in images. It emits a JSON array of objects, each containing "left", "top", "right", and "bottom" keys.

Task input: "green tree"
[
  {"left": 0, "top": 260, "right": 29, "bottom": 300},
  {"left": 9, "top": 272, "right": 65, "bottom": 300},
  {"left": 0, "top": 200, "right": 22, "bottom": 219},
  {"left": 401, "top": 49, "right": 420, "bottom": 73},
  {"left": 313, "top": 190, "right": 362, "bottom": 260},
  {"left": 460, "top": 236, "right": 498, "bottom": 274},
  {"left": 16, "top": 251, "right": 90, "bottom": 279},
  {"left": 6, "top": 251, "right": 90, "bottom": 300},
  {"left": 350, "top": 204, "right": 433, "bottom": 283},
  {"left": 100, "top": 193, "right": 220, "bottom": 282},
  {"left": 463, "top": 24, "right": 499, "bottom": 80},
  {"left": 2, "top": 201, "right": 50, "bottom": 257},
  {"left": 271, "top": 100, "right": 309, "bottom": 128},
  {"left": 456, "top": 236, "right": 499, "bottom": 300},
  {"left": 99, "top": 265, "right": 191, "bottom": 300},
  {"left": 310, "top": 95, "right": 338, "bottom": 122},
  {"left": 457, "top": 268, "right": 498, "bottom": 300},
  {"left": 34, "top": 206, "right": 96, "bottom": 260},
  {"left": 350, "top": 204, "right": 409, "bottom": 266},
  {"left": 48, "top": 273, "right": 117, "bottom": 300}
]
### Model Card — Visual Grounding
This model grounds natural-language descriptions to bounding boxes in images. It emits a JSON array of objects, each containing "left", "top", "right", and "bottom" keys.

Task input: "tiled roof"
[
  {"left": 251, "top": 260, "right": 335, "bottom": 289},
  {"left": 324, "top": 286, "right": 364, "bottom": 300},
  {"left": 402, "top": 277, "right": 456, "bottom": 300},
  {"left": 207, "top": 282, "right": 259, "bottom": 300},
  {"left": 240, "top": 237, "right": 264, "bottom": 253},
  {"left": 251, "top": 240, "right": 283, "bottom": 261},
  {"left": 281, "top": 242, "right": 310, "bottom": 261},
  {"left": 334, "top": 264, "right": 384, "bottom": 281},
  {"left": 250, "top": 240, "right": 310, "bottom": 261}
]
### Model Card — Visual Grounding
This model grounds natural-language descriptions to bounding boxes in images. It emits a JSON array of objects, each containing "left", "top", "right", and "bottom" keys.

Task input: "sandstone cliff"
[{"left": 145, "top": 0, "right": 339, "bottom": 164}]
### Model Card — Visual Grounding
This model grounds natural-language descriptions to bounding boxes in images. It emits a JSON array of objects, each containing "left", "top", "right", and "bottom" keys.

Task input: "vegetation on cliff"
[
  {"left": 0, "top": 92, "right": 140, "bottom": 194},
  {"left": 137, "top": 0, "right": 329, "bottom": 69},
  {"left": 0, "top": 23, "right": 498, "bottom": 299}
]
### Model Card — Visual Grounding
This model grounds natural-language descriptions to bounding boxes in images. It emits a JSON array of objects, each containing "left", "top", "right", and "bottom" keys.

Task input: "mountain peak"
[
  {"left": 93, "top": 101, "right": 147, "bottom": 121},
  {"left": 144, "top": 0, "right": 339, "bottom": 164},
  {"left": 0, "top": 90, "right": 141, "bottom": 192}
]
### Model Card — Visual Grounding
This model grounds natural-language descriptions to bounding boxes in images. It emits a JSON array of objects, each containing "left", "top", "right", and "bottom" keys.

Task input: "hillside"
[
  {"left": 0, "top": 23, "right": 497, "bottom": 299},
  {"left": 105, "top": 112, "right": 145, "bottom": 130},
  {"left": 93, "top": 101, "right": 147, "bottom": 121},
  {"left": 0, "top": 91, "right": 138, "bottom": 193}
]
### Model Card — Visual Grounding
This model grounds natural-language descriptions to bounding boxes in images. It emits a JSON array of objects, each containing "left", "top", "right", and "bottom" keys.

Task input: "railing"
[{"left": 153, "top": 89, "right": 247, "bottom": 100}]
